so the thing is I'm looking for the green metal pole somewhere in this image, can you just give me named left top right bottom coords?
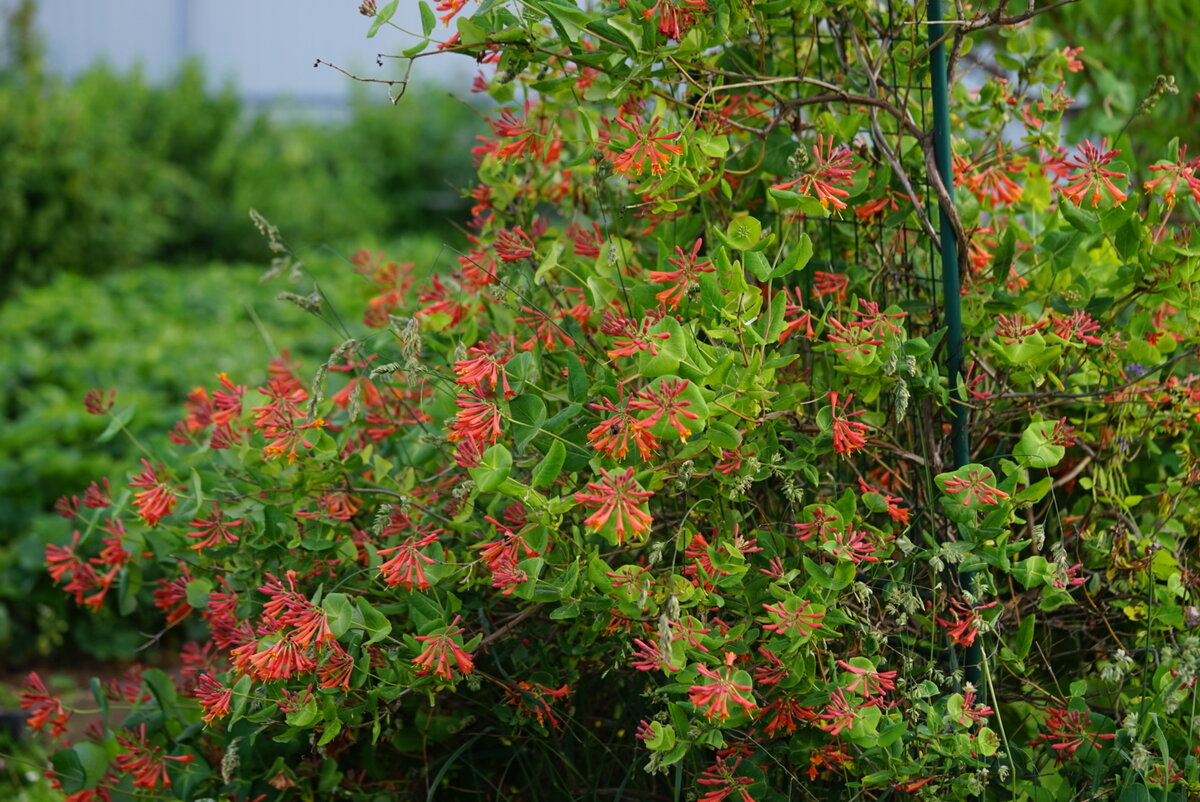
left=927, top=0, right=979, bottom=688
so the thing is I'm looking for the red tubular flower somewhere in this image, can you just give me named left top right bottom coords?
left=187, top=502, right=244, bottom=551
left=607, top=114, right=684, bottom=176
left=82, top=478, right=111, bottom=509
left=83, top=388, right=116, bottom=415
left=602, top=313, right=671, bottom=359
left=1061, top=138, right=1128, bottom=207
left=631, top=637, right=681, bottom=672
left=760, top=695, right=816, bottom=736
left=251, top=378, right=319, bottom=464
left=689, top=652, right=757, bottom=721
left=377, top=527, right=441, bottom=590
left=193, top=674, right=233, bottom=724
left=696, top=754, right=754, bottom=802
left=413, top=615, right=475, bottom=681
left=826, top=316, right=884, bottom=361
left=942, top=467, right=1009, bottom=506
left=1030, top=706, right=1114, bottom=762
left=130, top=459, right=177, bottom=526
left=818, top=686, right=861, bottom=736
left=934, top=598, right=998, bottom=647
left=1052, top=309, right=1104, bottom=345
left=648, top=237, right=714, bottom=308
left=19, top=672, right=70, bottom=736
left=454, top=340, right=515, bottom=399
left=629, top=379, right=700, bottom=442
left=319, top=642, right=356, bottom=690
left=956, top=684, right=994, bottom=727
left=588, top=390, right=660, bottom=461
left=771, top=135, right=859, bottom=210
left=829, top=391, right=870, bottom=455
left=830, top=527, right=881, bottom=564
left=114, top=724, right=194, bottom=791
left=446, top=391, right=503, bottom=446
left=504, top=681, right=571, bottom=729
left=1144, top=144, right=1200, bottom=207
left=245, top=637, right=317, bottom=681
left=812, top=270, right=849, bottom=301
left=837, top=659, right=897, bottom=700
left=494, top=226, right=537, bottom=262
left=777, top=287, right=815, bottom=343
left=514, top=305, right=576, bottom=352
left=490, top=106, right=544, bottom=161
left=574, top=467, right=654, bottom=541
left=153, top=569, right=194, bottom=626
left=762, top=599, right=825, bottom=637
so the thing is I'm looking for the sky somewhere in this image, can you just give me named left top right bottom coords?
left=3, top=0, right=474, bottom=109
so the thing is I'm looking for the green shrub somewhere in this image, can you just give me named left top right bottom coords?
left=0, top=58, right=482, bottom=294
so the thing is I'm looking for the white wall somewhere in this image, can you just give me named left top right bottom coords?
left=3, top=0, right=473, bottom=109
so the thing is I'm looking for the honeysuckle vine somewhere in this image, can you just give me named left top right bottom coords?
left=22, top=0, right=1200, bottom=800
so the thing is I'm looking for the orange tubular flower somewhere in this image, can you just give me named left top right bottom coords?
left=413, top=615, right=475, bottom=681
left=193, top=674, right=233, bottom=724
left=574, top=467, right=654, bottom=541
left=187, top=502, right=244, bottom=551
left=130, top=459, right=177, bottom=526
left=1060, top=138, right=1127, bottom=207
left=689, top=652, right=757, bottom=721
left=19, top=672, right=70, bottom=736
left=608, top=114, right=683, bottom=176
left=648, top=237, right=714, bottom=308
left=829, top=391, right=870, bottom=455
left=377, top=527, right=441, bottom=590
left=114, top=724, right=194, bottom=791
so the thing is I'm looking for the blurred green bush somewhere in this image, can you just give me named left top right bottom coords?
left=0, top=58, right=482, bottom=295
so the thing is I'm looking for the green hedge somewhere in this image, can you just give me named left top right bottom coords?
left=0, top=59, right=482, bottom=293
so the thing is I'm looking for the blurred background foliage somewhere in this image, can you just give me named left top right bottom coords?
left=1046, top=0, right=1198, bottom=163
left=0, top=9, right=481, bottom=296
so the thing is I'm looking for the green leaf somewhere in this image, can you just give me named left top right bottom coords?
left=744, top=250, right=771, bottom=281
left=567, top=354, right=588, bottom=401
left=97, top=403, right=136, bottom=443
left=89, top=677, right=110, bottom=728
left=723, top=215, right=762, bottom=251
left=418, top=1, right=436, bottom=35
left=1059, top=200, right=1100, bottom=234
left=322, top=592, right=354, bottom=638
left=1016, top=418, right=1065, bottom=470
left=975, top=726, right=1000, bottom=756
left=705, top=421, right=741, bottom=450
left=470, top=445, right=513, bottom=493
left=51, top=742, right=110, bottom=794
left=550, top=600, right=580, bottom=620
left=990, top=228, right=1016, bottom=286
left=1012, top=613, right=1034, bottom=660
left=184, top=578, right=213, bottom=610
left=510, top=395, right=547, bottom=451
left=768, top=233, right=813, bottom=279
left=768, top=188, right=828, bottom=217
left=188, top=467, right=204, bottom=516
left=532, top=440, right=566, bottom=488
left=367, top=0, right=399, bottom=37
left=356, top=597, right=393, bottom=645
left=1118, top=784, right=1152, bottom=802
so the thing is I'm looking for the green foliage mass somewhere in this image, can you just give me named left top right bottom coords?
left=0, top=59, right=482, bottom=295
